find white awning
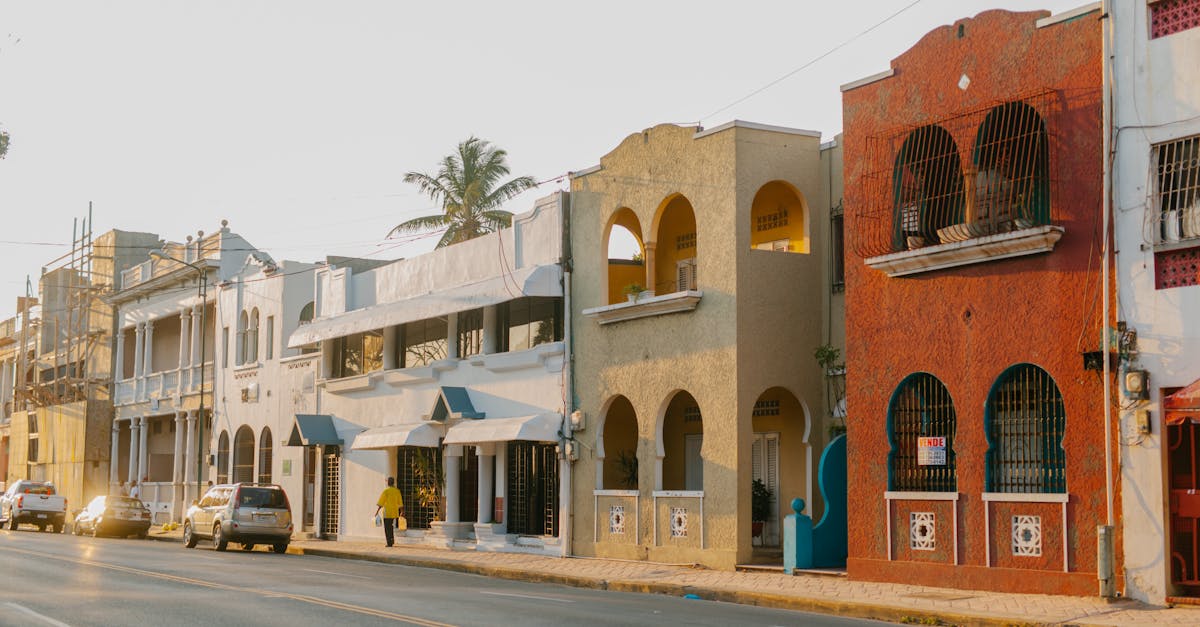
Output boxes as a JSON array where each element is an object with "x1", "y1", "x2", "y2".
[
  {"x1": 351, "y1": 422, "x2": 444, "y2": 450},
  {"x1": 288, "y1": 264, "x2": 562, "y2": 348},
  {"x1": 442, "y1": 413, "x2": 562, "y2": 445}
]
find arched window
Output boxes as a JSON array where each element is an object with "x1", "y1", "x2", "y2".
[
  {"x1": 893, "y1": 125, "x2": 964, "y2": 249},
  {"x1": 971, "y1": 101, "x2": 1050, "y2": 231},
  {"x1": 258, "y1": 427, "x2": 273, "y2": 484},
  {"x1": 217, "y1": 430, "x2": 230, "y2": 484},
  {"x1": 653, "y1": 195, "x2": 698, "y2": 293},
  {"x1": 236, "y1": 310, "x2": 249, "y2": 366},
  {"x1": 247, "y1": 308, "x2": 260, "y2": 363},
  {"x1": 298, "y1": 302, "x2": 318, "y2": 355},
  {"x1": 750, "y1": 181, "x2": 809, "y2": 253},
  {"x1": 604, "y1": 208, "x2": 646, "y2": 304},
  {"x1": 985, "y1": 364, "x2": 1066, "y2": 494},
  {"x1": 233, "y1": 425, "x2": 255, "y2": 484},
  {"x1": 887, "y1": 373, "x2": 957, "y2": 492}
]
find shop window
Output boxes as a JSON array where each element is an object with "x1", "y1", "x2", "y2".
[
  {"x1": 887, "y1": 373, "x2": 957, "y2": 492},
  {"x1": 400, "y1": 318, "x2": 447, "y2": 368},
  {"x1": 497, "y1": 297, "x2": 562, "y2": 353},
  {"x1": 331, "y1": 331, "x2": 384, "y2": 378},
  {"x1": 985, "y1": 364, "x2": 1066, "y2": 494},
  {"x1": 1151, "y1": 0, "x2": 1200, "y2": 39}
]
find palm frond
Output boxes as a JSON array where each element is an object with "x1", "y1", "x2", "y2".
[
  {"x1": 389, "y1": 213, "x2": 451, "y2": 238},
  {"x1": 480, "y1": 210, "x2": 514, "y2": 232}
]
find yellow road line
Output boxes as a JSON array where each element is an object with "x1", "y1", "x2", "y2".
[{"x1": 0, "y1": 543, "x2": 453, "y2": 627}]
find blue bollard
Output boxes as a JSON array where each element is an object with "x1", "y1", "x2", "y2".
[{"x1": 783, "y1": 497, "x2": 813, "y2": 574}]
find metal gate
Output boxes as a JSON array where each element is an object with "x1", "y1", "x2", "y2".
[
  {"x1": 1169, "y1": 421, "x2": 1200, "y2": 594},
  {"x1": 460, "y1": 447, "x2": 479, "y2": 524},
  {"x1": 507, "y1": 441, "x2": 558, "y2": 536},
  {"x1": 303, "y1": 446, "x2": 317, "y2": 529},
  {"x1": 321, "y1": 446, "x2": 340, "y2": 536},
  {"x1": 397, "y1": 446, "x2": 441, "y2": 529}
]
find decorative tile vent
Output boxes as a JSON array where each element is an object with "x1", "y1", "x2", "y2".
[
  {"x1": 910, "y1": 512, "x2": 936, "y2": 551},
  {"x1": 752, "y1": 399, "x2": 781, "y2": 417},
  {"x1": 1155, "y1": 247, "x2": 1200, "y2": 289},
  {"x1": 670, "y1": 507, "x2": 689, "y2": 538},
  {"x1": 1012, "y1": 515, "x2": 1042, "y2": 557},
  {"x1": 609, "y1": 505, "x2": 626, "y2": 535},
  {"x1": 1152, "y1": 0, "x2": 1200, "y2": 39}
]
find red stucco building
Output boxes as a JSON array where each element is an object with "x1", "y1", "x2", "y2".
[{"x1": 841, "y1": 7, "x2": 1109, "y2": 595}]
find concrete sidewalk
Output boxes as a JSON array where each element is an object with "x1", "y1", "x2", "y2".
[{"x1": 148, "y1": 527, "x2": 1199, "y2": 626}]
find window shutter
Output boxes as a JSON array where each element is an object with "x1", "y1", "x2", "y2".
[
  {"x1": 751, "y1": 435, "x2": 763, "y2": 484},
  {"x1": 677, "y1": 258, "x2": 697, "y2": 291}
]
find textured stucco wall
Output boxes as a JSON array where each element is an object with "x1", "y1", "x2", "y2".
[
  {"x1": 569, "y1": 122, "x2": 837, "y2": 568},
  {"x1": 841, "y1": 8, "x2": 1106, "y2": 596}
]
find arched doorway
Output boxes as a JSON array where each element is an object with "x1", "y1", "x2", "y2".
[
  {"x1": 604, "y1": 209, "x2": 646, "y2": 304},
  {"x1": 750, "y1": 181, "x2": 809, "y2": 253},
  {"x1": 659, "y1": 391, "x2": 703, "y2": 491},
  {"x1": 258, "y1": 427, "x2": 273, "y2": 484},
  {"x1": 600, "y1": 396, "x2": 639, "y2": 490},
  {"x1": 750, "y1": 387, "x2": 810, "y2": 547},
  {"x1": 216, "y1": 430, "x2": 230, "y2": 484},
  {"x1": 233, "y1": 426, "x2": 255, "y2": 484},
  {"x1": 652, "y1": 195, "x2": 698, "y2": 294}
]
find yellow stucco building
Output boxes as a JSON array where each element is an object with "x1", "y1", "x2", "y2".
[{"x1": 569, "y1": 121, "x2": 844, "y2": 568}]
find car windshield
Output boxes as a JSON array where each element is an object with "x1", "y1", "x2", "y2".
[
  {"x1": 108, "y1": 497, "x2": 145, "y2": 509},
  {"x1": 22, "y1": 483, "x2": 55, "y2": 495},
  {"x1": 236, "y1": 487, "x2": 286, "y2": 509}
]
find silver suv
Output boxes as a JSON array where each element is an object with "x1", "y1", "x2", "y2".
[{"x1": 183, "y1": 483, "x2": 293, "y2": 553}]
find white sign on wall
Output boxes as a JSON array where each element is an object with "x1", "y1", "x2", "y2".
[{"x1": 917, "y1": 437, "x2": 947, "y2": 466}]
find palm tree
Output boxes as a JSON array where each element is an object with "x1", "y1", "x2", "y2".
[{"x1": 391, "y1": 136, "x2": 538, "y2": 248}]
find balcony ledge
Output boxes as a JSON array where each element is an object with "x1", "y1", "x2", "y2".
[
  {"x1": 865, "y1": 225, "x2": 1064, "y2": 277},
  {"x1": 582, "y1": 290, "x2": 702, "y2": 325}
]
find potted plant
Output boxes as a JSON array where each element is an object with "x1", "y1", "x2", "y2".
[
  {"x1": 615, "y1": 449, "x2": 638, "y2": 489},
  {"x1": 623, "y1": 282, "x2": 645, "y2": 303},
  {"x1": 751, "y1": 479, "x2": 772, "y2": 539},
  {"x1": 814, "y1": 344, "x2": 847, "y2": 438}
]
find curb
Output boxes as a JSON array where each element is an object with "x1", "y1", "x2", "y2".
[{"x1": 148, "y1": 533, "x2": 1133, "y2": 627}]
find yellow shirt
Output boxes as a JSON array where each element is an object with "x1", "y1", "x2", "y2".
[{"x1": 377, "y1": 486, "x2": 404, "y2": 518}]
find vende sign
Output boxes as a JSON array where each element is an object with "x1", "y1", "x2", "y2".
[{"x1": 917, "y1": 437, "x2": 947, "y2": 466}]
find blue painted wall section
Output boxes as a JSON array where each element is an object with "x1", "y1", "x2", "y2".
[{"x1": 784, "y1": 434, "x2": 847, "y2": 571}]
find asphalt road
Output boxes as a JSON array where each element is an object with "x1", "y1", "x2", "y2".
[{"x1": 0, "y1": 527, "x2": 890, "y2": 626}]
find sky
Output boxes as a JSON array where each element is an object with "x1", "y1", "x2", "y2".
[{"x1": 0, "y1": 0, "x2": 1088, "y2": 319}]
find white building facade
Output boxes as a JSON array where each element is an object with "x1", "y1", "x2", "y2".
[
  {"x1": 1113, "y1": 1, "x2": 1200, "y2": 605},
  {"x1": 286, "y1": 193, "x2": 572, "y2": 554},
  {"x1": 211, "y1": 256, "x2": 322, "y2": 534},
  {"x1": 109, "y1": 223, "x2": 259, "y2": 522}
]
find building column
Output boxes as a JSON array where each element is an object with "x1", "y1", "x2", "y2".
[
  {"x1": 137, "y1": 415, "x2": 150, "y2": 484},
  {"x1": 114, "y1": 328, "x2": 125, "y2": 380},
  {"x1": 110, "y1": 422, "x2": 121, "y2": 492},
  {"x1": 481, "y1": 306, "x2": 498, "y2": 355},
  {"x1": 184, "y1": 410, "x2": 197, "y2": 504},
  {"x1": 143, "y1": 320, "x2": 155, "y2": 377},
  {"x1": 445, "y1": 314, "x2": 458, "y2": 360},
  {"x1": 133, "y1": 323, "x2": 145, "y2": 379},
  {"x1": 172, "y1": 412, "x2": 185, "y2": 484},
  {"x1": 178, "y1": 310, "x2": 191, "y2": 372},
  {"x1": 127, "y1": 417, "x2": 141, "y2": 485},
  {"x1": 444, "y1": 445, "x2": 462, "y2": 524},
  {"x1": 382, "y1": 327, "x2": 398, "y2": 370},
  {"x1": 493, "y1": 444, "x2": 507, "y2": 533},
  {"x1": 645, "y1": 241, "x2": 657, "y2": 294},
  {"x1": 190, "y1": 304, "x2": 203, "y2": 368},
  {"x1": 476, "y1": 444, "x2": 494, "y2": 524}
]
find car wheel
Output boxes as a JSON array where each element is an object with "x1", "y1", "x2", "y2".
[
  {"x1": 241, "y1": 543, "x2": 255, "y2": 552},
  {"x1": 213, "y1": 524, "x2": 228, "y2": 552},
  {"x1": 7, "y1": 511, "x2": 16, "y2": 531},
  {"x1": 53, "y1": 523, "x2": 63, "y2": 534},
  {"x1": 137, "y1": 530, "x2": 148, "y2": 540},
  {"x1": 183, "y1": 522, "x2": 198, "y2": 548},
  {"x1": 91, "y1": 523, "x2": 100, "y2": 538},
  {"x1": 72, "y1": 523, "x2": 80, "y2": 536},
  {"x1": 272, "y1": 543, "x2": 288, "y2": 554},
  {"x1": 37, "y1": 524, "x2": 46, "y2": 532}
]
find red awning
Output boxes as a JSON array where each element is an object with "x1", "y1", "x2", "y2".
[{"x1": 1165, "y1": 378, "x2": 1200, "y2": 426}]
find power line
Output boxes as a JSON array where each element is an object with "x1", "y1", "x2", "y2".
[{"x1": 699, "y1": 0, "x2": 926, "y2": 125}]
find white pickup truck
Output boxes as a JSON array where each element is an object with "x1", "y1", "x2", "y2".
[{"x1": 0, "y1": 480, "x2": 68, "y2": 533}]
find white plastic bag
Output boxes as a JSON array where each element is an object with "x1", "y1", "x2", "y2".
[{"x1": 374, "y1": 513, "x2": 382, "y2": 527}]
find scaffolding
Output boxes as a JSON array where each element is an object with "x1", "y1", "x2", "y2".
[{"x1": 15, "y1": 205, "x2": 106, "y2": 409}]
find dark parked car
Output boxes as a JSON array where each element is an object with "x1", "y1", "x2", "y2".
[{"x1": 72, "y1": 496, "x2": 152, "y2": 538}]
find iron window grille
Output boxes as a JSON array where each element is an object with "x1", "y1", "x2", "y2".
[
  {"x1": 1151, "y1": 0, "x2": 1200, "y2": 39},
  {"x1": 397, "y1": 446, "x2": 441, "y2": 530},
  {"x1": 985, "y1": 364, "x2": 1067, "y2": 494},
  {"x1": 887, "y1": 373, "x2": 957, "y2": 492},
  {"x1": 1151, "y1": 135, "x2": 1200, "y2": 246},
  {"x1": 233, "y1": 426, "x2": 254, "y2": 483},
  {"x1": 855, "y1": 91, "x2": 1059, "y2": 259},
  {"x1": 507, "y1": 440, "x2": 559, "y2": 537},
  {"x1": 322, "y1": 447, "x2": 340, "y2": 535}
]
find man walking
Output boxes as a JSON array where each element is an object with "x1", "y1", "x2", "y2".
[{"x1": 375, "y1": 477, "x2": 404, "y2": 547}]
